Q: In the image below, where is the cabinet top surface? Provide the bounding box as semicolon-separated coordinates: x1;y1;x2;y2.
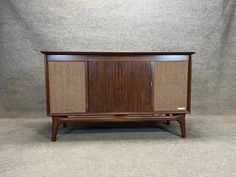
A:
41;51;195;55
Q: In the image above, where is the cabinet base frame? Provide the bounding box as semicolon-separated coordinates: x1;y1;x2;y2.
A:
51;114;186;141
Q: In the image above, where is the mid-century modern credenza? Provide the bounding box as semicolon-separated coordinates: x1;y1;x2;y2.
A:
42;51;195;141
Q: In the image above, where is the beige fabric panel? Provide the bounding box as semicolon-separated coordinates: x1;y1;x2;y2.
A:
48;62;86;113
154;61;188;111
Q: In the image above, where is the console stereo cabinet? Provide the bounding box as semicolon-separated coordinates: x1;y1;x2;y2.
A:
42;51;195;141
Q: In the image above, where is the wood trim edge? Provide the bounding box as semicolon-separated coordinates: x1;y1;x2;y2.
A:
44;54;50;115
187;54;192;112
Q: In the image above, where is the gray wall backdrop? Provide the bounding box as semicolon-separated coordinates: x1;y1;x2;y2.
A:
0;0;235;117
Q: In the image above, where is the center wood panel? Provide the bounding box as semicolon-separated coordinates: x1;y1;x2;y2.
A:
88;61;153;113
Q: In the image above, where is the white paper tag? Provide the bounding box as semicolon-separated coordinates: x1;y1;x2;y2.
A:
177;107;186;110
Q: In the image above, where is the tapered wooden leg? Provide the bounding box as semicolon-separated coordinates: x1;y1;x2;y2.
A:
52;117;61;142
166;120;170;125
162;120;171;125
165;114;170;125
177;114;186;138
162;114;171;125
62;116;67;128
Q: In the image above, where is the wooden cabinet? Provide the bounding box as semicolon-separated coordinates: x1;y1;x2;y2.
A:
42;51;195;141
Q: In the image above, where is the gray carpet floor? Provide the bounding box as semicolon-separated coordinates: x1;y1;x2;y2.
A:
0;115;236;177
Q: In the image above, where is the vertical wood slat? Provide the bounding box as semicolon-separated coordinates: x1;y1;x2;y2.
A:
154;61;188;111
88;61;153;113
48;62;86;113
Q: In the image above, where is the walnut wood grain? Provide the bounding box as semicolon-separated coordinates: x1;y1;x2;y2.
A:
43;52;194;141
88;61;153;112
41;51;195;55
51;114;187;141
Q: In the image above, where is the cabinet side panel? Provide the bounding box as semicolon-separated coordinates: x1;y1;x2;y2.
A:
154;61;188;111
48;62;86;113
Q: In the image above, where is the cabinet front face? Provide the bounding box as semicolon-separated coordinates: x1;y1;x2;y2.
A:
154;61;188;112
48;61;86;114
45;54;191;115
88;61;153;113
